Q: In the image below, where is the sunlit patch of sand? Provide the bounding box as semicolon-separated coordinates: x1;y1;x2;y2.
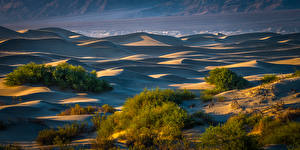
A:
169;82;214;90
158;58;183;65
17;29;28;33
206;60;258;70
0;79;51;97
37;115;91;121
111;130;126;139
77;40;103;46
97;68;123;77
148;74;169;78
260;36;271;40
0;40;7;44
181;38;188;41
278;39;290;43
218;36;227;39
124;35;170;46
269;58;300;65
0;100;41;110
120;54;148;61
203;45;236;49
160;51;195;58
59;96;99;104
46;59;69;66
69;35;81;39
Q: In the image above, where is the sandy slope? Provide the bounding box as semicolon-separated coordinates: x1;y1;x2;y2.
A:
0;26;299;147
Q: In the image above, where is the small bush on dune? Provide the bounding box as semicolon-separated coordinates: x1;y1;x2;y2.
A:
291;70;300;77
5;62;112;93
258;119;300;149
205;68;249;91
261;74;278;84
101;104;115;113
59;104;116;116
200;89;221;102
202;68;248;102
58;104;97;116
36;122;87;145
200;114;262;150
94;88;195;149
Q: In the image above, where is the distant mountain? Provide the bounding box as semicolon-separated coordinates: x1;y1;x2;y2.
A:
1;0;300;23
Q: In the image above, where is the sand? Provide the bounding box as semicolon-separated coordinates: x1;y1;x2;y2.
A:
0;26;299;147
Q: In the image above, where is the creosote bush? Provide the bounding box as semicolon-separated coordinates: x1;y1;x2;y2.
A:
5;62;112;93
58;104;97;116
205;68;249;91
59;104;116;116
202;68;248;102
36;122;87;145
94;88;195;149
261;74;278;84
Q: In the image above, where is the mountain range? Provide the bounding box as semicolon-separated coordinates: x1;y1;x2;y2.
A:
1;0;300;22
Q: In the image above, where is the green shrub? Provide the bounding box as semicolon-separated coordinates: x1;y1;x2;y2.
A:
200;89;221;102
185;111;215;128
58;104;98;116
101;104;115;113
36;122;87;145
292;70;300;77
200;114;261;150
261;74;278;84
205;68;249;92
259;120;300;149
95;88;194;149
4;62;112;93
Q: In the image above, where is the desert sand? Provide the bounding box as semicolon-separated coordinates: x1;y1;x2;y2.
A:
0;26;299;148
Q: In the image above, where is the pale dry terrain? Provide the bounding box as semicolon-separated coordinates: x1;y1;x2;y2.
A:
0;26;299;148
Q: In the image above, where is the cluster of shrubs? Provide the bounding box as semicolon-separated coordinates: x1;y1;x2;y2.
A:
200;111;300;150
36;122;87;145
201;68;249;101
94;88;195;149
58;104;115;116
4;62;112;93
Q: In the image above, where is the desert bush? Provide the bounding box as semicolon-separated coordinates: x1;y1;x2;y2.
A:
36;122;87;145
258;120;300;149
91;112;107;130
261;74;278;84
95;88;194;149
101;104;115;113
58;104;98;116
292;70;300;77
5;62;112;93
205;68;249;92
200;114;261;150
200;89;221;102
275;108;300;122
185;111;215;128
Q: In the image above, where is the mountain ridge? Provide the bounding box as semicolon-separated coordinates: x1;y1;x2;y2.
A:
1;0;300;22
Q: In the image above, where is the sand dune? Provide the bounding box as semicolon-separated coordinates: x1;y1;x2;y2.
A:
102;32;184;46
0;27;299;146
